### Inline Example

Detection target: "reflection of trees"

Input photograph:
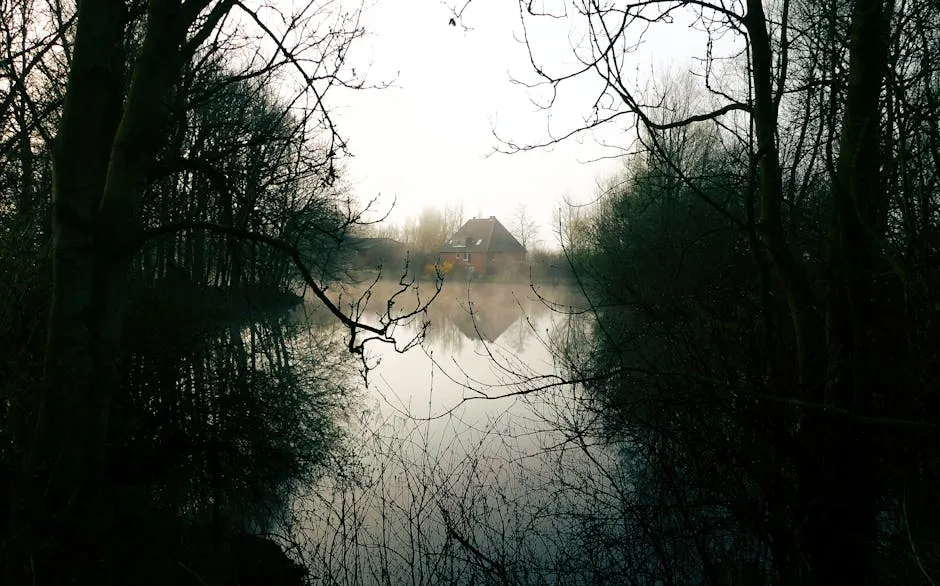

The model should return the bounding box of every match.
[291,309,625,586]
[115,308,356,535]
[0,1,442,580]
[482,0,940,581]
[271,282,628,586]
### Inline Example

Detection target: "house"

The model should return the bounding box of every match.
[438,216,526,275]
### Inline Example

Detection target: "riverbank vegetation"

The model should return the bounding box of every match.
[3,0,940,585]
[432,0,940,583]
[0,2,433,584]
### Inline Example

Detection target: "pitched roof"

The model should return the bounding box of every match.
[439,217,526,253]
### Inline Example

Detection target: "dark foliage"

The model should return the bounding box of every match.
[0,2,363,583]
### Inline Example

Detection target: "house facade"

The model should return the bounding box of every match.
[438,216,526,276]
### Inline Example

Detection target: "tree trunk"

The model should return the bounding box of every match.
[744,0,820,386]
[804,0,889,582]
[10,1,193,583]
[8,3,126,583]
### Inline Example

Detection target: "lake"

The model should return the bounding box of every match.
[289,280,629,585]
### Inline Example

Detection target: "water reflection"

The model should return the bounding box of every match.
[111,279,619,584]
[424,282,524,346]
[293,281,617,585]
[116,301,357,535]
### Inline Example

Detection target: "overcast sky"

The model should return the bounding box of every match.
[332,0,709,245]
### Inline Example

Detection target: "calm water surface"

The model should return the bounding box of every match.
[290,281,619,585]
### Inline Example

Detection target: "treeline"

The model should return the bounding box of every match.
[547,0,940,583]
[370,203,466,254]
[359,203,572,283]
[0,2,376,585]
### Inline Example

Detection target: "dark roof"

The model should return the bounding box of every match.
[439,217,525,253]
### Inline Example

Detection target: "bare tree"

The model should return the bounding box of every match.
[509,202,540,253]
[447,0,932,582]
[1,2,440,583]
[399,202,465,253]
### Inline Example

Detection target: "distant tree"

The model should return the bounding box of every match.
[553,198,592,255]
[509,202,540,253]
[399,203,464,253]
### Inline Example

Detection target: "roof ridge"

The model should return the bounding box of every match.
[485,217,497,249]
[438,216,525,253]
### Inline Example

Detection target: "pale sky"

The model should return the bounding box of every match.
[331,0,715,245]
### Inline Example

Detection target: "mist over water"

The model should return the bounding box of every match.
[291,281,618,585]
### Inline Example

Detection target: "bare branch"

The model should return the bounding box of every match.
[136,221,442,357]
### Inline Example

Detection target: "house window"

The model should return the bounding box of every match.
[462,252,470,263]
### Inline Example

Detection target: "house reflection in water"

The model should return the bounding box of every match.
[422,283,532,353]
[448,299,519,343]
[306,280,578,355]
